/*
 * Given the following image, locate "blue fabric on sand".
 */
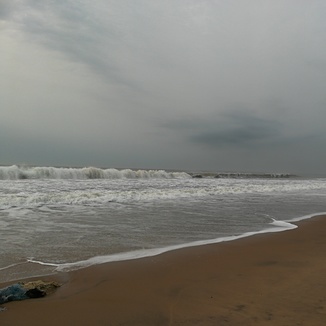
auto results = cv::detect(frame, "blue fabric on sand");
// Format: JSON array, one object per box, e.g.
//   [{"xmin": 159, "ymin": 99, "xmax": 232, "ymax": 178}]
[{"xmin": 0, "ymin": 284, "xmax": 28, "ymax": 304}]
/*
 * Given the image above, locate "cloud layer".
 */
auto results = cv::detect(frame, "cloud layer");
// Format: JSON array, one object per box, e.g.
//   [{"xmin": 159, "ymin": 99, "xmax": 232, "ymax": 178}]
[{"xmin": 1, "ymin": 0, "xmax": 326, "ymax": 174}]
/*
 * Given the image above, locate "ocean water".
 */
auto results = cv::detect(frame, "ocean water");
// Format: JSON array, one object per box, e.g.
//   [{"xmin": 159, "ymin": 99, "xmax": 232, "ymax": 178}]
[{"xmin": 0, "ymin": 165, "xmax": 326, "ymax": 283}]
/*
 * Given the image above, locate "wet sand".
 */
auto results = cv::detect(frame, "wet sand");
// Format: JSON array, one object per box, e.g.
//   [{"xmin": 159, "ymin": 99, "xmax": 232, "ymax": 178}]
[{"xmin": 1, "ymin": 215, "xmax": 326, "ymax": 325}]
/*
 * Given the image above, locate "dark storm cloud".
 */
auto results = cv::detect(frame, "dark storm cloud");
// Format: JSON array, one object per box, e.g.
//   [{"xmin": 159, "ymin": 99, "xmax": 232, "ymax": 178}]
[
  {"xmin": 192, "ymin": 127, "xmax": 274, "ymax": 147},
  {"xmin": 162, "ymin": 111, "xmax": 283, "ymax": 148},
  {"xmin": 192, "ymin": 113, "xmax": 282, "ymax": 148}
]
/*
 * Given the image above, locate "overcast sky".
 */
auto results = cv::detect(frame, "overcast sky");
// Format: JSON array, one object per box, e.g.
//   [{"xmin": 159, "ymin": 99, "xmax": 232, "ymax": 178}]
[{"xmin": 1, "ymin": 0, "xmax": 326, "ymax": 174}]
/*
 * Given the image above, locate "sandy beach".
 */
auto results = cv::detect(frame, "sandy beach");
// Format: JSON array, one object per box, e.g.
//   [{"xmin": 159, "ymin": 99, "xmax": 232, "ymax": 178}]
[{"xmin": 1, "ymin": 215, "xmax": 326, "ymax": 325}]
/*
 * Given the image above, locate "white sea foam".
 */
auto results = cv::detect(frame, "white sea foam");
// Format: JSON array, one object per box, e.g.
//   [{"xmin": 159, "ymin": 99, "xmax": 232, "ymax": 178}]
[
  {"xmin": 0, "ymin": 262, "xmax": 27, "ymax": 272},
  {"xmin": 1, "ymin": 176, "xmax": 326, "ymax": 210},
  {"xmin": 286, "ymin": 212, "xmax": 326, "ymax": 223},
  {"xmin": 270, "ymin": 219, "xmax": 297, "ymax": 229}
]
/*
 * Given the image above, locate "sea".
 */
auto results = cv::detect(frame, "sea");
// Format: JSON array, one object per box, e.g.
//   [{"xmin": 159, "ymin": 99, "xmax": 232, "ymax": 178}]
[{"xmin": 1, "ymin": 165, "xmax": 326, "ymax": 283}]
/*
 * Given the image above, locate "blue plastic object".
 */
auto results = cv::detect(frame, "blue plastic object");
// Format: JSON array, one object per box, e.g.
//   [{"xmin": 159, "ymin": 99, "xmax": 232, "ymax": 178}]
[{"xmin": 0, "ymin": 284, "xmax": 29, "ymax": 304}]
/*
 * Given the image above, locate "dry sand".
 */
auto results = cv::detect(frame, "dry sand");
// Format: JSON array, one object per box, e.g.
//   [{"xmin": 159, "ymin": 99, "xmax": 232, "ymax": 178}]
[{"xmin": 1, "ymin": 215, "xmax": 326, "ymax": 325}]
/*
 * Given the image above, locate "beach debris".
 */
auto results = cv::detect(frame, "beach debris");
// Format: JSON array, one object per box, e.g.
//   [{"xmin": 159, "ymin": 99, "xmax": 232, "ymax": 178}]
[{"xmin": 0, "ymin": 280, "xmax": 60, "ymax": 304}]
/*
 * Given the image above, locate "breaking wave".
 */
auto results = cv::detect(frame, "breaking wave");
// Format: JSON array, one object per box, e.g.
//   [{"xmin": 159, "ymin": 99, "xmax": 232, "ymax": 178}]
[{"xmin": 0, "ymin": 165, "xmax": 191, "ymax": 180}]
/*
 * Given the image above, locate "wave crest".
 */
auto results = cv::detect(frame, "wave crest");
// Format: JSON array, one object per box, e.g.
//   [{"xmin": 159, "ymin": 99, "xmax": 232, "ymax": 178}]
[{"xmin": 0, "ymin": 165, "xmax": 191, "ymax": 180}]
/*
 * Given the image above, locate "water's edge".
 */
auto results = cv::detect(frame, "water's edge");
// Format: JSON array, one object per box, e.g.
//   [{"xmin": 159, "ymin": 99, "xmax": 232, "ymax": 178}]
[
  {"xmin": 2, "ymin": 212, "xmax": 321, "ymax": 281},
  {"xmin": 2, "ymin": 212, "xmax": 325, "ymax": 285}
]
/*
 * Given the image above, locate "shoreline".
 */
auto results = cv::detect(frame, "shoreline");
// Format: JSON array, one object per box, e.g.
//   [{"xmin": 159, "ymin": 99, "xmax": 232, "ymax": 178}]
[
  {"xmin": 2, "ymin": 212, "xmax": 323, "ymax": 284},
  {"xmin": 1, "ymin": 214, "xmax": 326, "ymax": 325}
]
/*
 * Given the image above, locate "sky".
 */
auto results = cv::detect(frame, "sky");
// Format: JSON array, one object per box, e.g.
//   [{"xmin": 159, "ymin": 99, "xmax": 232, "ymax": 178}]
[{"xmin": 1, "ymin": 0, "xmax": 326, "ymax": 175}]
